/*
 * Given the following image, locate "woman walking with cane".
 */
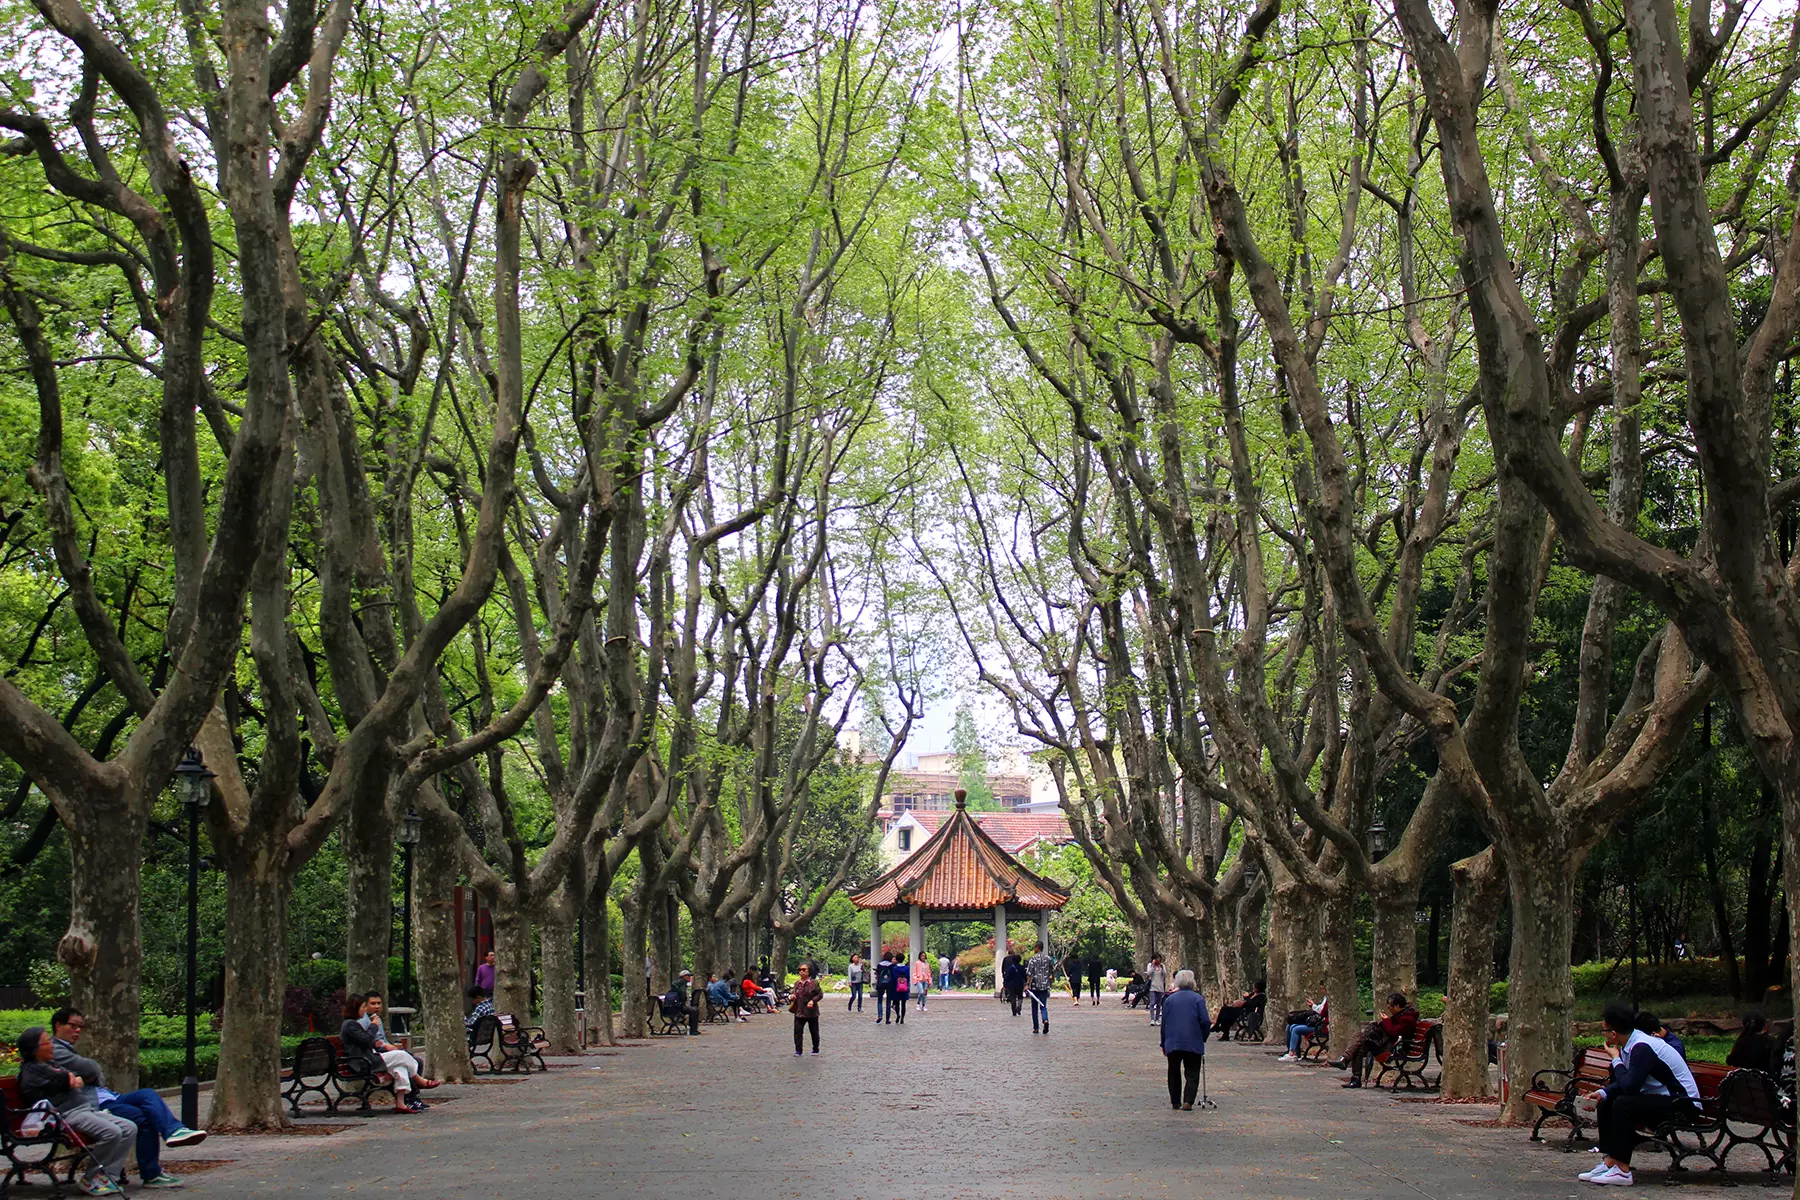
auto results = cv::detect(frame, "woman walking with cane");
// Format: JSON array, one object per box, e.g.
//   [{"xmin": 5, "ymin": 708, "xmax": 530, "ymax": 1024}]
[{"xmin": 1161, "ymin": 970, "xmax": 1212, "ymax": 1110}]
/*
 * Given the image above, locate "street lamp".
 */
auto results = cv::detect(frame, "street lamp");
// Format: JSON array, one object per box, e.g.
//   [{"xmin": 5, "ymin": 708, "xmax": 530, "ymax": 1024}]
[
  {"xmin": 1366, "ymin": 817, "xmax": 1389, "ymax": 858},
  {"xmin": 398, "ymin": 811, "xmax": 421, "ymax": 1006},
  {"xmin": 173, "ymin": 747, "xmax": 214, "ymax": 1130}
]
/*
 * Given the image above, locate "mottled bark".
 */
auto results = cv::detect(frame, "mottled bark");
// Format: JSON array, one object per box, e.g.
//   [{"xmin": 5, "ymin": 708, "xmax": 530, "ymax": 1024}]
[
  {"xmin": 58, "ymin": 791, "xmax": 144, "ymax": 1092},
  {"xmin": 413, "ymin": 804, "xmax": 471, "ymax": 1081},
  {"xmin": 210, "ymin": 845, "xmax": 288, "ymax": 1129},
  {"xmin": 1442, "ymin": 847, "xmax": 1505, "ymax": 1099},
  {"xmin": 1501, "ymin": 859, "xmax": 1577, "ymax": 1122},
  {"xmin": 490, "ymin": 897, "xmax": 533, "ymax": 1022},
  {"xmin": 344, "ymin": 784, "xmax": 394, "ymax": 995},
  {"xmin": 1370, "ymin": 891, "xmax": 1420, "ymax": 1004},
  {"xmin": 539, "ymin": 901, "xmax": 578, "ymax": 1053},
  {"xmin": 1319, "ymin": 888, "xmax": 1360, "ymax": 1058},
  {"xmin": 618, "ymin": 885, "xmax": 648, "ymax": 1038},
  {"xmin": 581, "ymin": 868, "xmax": 615, "ymax": 1046}
]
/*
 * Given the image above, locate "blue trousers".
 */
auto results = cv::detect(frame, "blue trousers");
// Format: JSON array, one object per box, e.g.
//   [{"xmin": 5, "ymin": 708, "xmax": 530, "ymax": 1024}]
[
  {"xmin": 848, "ymin": 982, "xmax": 863, "ymax": 1011},
  {"xmin": 100, "ymin": 1089, "xmax": 180, "ymax": 1179}
]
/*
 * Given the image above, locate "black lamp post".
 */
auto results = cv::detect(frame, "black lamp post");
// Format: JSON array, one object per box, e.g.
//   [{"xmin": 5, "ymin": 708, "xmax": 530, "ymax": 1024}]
[
  {"xmin": 173, "ymin": 747, "xmax": 214, "ymax": 1130},
  {"xmin": 1366, "ymin": 817, "xmax": 1389, "ymax": 858},
  {"xmin": 398, "ymin": 810, "xmax": 421, "ymax": 1006}
]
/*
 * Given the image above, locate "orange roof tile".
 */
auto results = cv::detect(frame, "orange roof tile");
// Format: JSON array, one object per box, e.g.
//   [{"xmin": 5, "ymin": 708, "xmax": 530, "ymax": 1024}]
[{"xmin": 852, "ymin": 794, "xmax": 1069, "ymax": 912}]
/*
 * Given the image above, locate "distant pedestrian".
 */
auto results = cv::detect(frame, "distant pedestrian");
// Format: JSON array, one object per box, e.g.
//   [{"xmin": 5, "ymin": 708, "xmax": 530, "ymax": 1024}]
[
  {"xmin": 891, "ymin": 952, "xmax": 911, "ymax": 1023},
  {"xmin": 1146, "ymin": 954, "xmax": 1169, "ymax": 1026},
  {"xmin": 1065, "ymin": 953, "xmax": 1084, "ymax": 1007},
  {"xmin": 1161, "ymin": 970, "xmax": 1212, "ymax": 1110},
  {"xmin": 475, "ymin": 949, "xmax": 497, "ymax": 994},
  {"xmin": 939, "ymin": 954, "xmax": 951, "ymax": 990},
  {"xmin": 847, "ymin": 954, "xmax": 865, "ymax": 1013},
  {"xmin": 1026, "ymin": 947, "xmax": 1054, "ymax": 1035},
  {"xmin": 914, "ymin": 953, "xmax": 932, "ymax": 1012},
  {"xmin": 875, "ymin": 952, "xmax": 895, "ymax": 1024},
  {"xmin": 1002, "ymin": 952, "xmax": 1025, "ymax": 1015},
  {"xmin": 790, "ymin": 964, "xmax": 824, "ymax": 1055},
  {"xmin": 1086, "ymin": 956, "xmax": 1102, "ymax": 1004}
]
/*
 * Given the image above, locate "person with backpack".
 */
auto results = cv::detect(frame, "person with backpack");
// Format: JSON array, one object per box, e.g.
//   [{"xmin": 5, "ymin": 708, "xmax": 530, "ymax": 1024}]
[
  {"xmin": 875, "ymin": 952, "xmax": 896, "ymax": 1024},
  {"xmin": 890, "ymin": 951, "xmax": 912, "ymax": 1023},
  {"xmin": 1001, "ymin": 952, "xmax": 1026, "ymax": 1016}
]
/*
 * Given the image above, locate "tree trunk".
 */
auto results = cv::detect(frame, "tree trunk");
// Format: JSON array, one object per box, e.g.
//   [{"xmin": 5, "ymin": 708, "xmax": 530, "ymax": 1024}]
[
  {"xmin": 582, "ymin": 857, "xmax": 615, "ymax": 1046},
  {"xmin": 619, "ymin": 886, "xmax": 648, "ymax": 1038},
  {"xmin": 490, "ymin": 896, "xmax": 533, "ymax": 1022},
  {"xmin": 343, "ymin": 782, "xmax": 394, "ymax": 995},
  {"xmin": 1237, "ymin": 883, "xmax": 1265, "ymax": 991},
  {"xmin": 1319, "ymin": 885, "xmax": 1360, "ymax": 1059},
  {"xmin": 414, "ymin": 806, "xmax": 471, "ymax": 1081},
  {"xmin": 59, "ymin": 796, "xmax": 145, "ymax": 1093},
  {"xmin": 1371, "ymin": 889, "xmax": 1420, "ymax": 1004},
  {"xmin": 1443, "ymin": 847, "xmax": 1505, "ymax": 1099},
  {"xmin": 210, "ymin": 844, "xmax": 289, "ymax": 1129},
  {"xmin": 1501, "ymin": 855, "xmax": 1576, "ymax": 1123},
  {"xmin": 1263, "ymin": 883, "xmax": 1296, "ymax": 1024},
  {"xmin": 770, "ymin": 925, "xmax": 795, "ymax": 982},
  {"xmin": 539, "ymin": 899, "xmax": 578, "ymax": 1054}
]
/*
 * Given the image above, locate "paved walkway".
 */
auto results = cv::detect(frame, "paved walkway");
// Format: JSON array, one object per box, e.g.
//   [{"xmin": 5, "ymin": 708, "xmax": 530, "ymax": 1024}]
[{"xmin": 162, "ymin": 995, "xmax": 1752, "ymax": 1199}]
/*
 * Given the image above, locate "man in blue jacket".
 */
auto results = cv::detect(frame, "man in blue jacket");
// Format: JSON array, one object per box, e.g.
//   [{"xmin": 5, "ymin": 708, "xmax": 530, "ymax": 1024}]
[{"xmin": 1159, "ymin": 970, "xmax": 1213, "ymax": 1110}]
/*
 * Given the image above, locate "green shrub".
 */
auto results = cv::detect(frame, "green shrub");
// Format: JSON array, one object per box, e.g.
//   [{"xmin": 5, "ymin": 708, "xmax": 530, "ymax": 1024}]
[
  {"xmin": 288, "ymin": 957, "xmax": 346, "ymax": 995},
  {"xmin": 26, "ymin": 960, "xmax": 69, "ymax": 1004},
  {"xmin": 1570, "ymin": 958, "xmax": 1735, "ymax": 998},
  {"xmin": 1490, "ymin": 981, "xmax": 1508, "ymax": 1011},
  {"xmin": 1416, "ymin": 990, "xmax": 1446, "ymax": 1018}
]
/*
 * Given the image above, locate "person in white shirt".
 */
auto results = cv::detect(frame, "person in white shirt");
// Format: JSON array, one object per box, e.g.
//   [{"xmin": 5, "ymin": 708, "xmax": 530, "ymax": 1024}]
[
  {"xmin": 1145, "ymin": 955, "xmax": 1170, "ymax": 1025},
  {"xmin": 939, "ymin": 954, "xmax": 951, "ymax": 990},
  {"xmin": 846, "ymin": 954, "xmax": 865, "ymax": 1012}
]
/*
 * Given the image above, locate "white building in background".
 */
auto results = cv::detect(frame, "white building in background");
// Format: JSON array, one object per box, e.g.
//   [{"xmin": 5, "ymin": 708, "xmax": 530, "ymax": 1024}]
[{"xmin": 875, "ymin": 807, "xmax": 1074, "ymax": 869}]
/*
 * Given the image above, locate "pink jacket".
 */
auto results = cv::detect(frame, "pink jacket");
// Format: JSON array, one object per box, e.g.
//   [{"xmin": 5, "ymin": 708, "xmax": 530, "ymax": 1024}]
[{"xmin": 912, "ymin": 962, "xmax": 931, "ymax": 988}]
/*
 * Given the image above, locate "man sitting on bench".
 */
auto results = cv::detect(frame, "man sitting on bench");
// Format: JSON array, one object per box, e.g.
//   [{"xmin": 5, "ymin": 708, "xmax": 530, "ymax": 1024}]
[
  {"xmin": 1331, "ymin": 992, "xmax": 1417, "ymax": 1087},
  {"xmin": 706, "ymin": 973, "xmax": 747, "ymax": 1022},
  {"xmin": 1213, "ymin": 981, "xmax": 1266, "ymax": 1040},
  {"xmin": 465, "ymin": 986, "xmax": 495, "ymax": 1030},
  {"xmin": 662, "ymin": 970, "xmax": 701, "ymax": 1035}
]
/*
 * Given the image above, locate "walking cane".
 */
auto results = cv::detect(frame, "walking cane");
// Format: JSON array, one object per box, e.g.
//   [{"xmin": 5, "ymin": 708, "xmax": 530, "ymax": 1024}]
[{"xmin": 1196, "ymin": 1053, "xmax": 1218, "ymax": 1110}]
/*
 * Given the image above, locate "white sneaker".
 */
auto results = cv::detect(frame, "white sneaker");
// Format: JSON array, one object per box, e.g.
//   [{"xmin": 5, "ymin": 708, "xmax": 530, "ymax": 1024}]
[
  {"xmin": 1590, "ymin": 1168, "xmax": 1635, "ymax": 1186},
  {"xmin": 1577, "ymin": 1164, "xmax": 1611, "ymax": 1180},
  {"xmin": 1276, "ymin": 1053, "xmax": 1297, "ymax": 1063}
]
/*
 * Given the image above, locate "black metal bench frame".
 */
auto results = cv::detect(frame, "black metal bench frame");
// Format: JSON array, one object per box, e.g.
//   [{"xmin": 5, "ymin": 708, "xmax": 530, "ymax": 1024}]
[
  {"xmin": 1, "ymin": 1080, "xmax": 87, "ymax": 1199},
  {"xmin": 325, "ymin": 1035, "xmax": 399, "ymax": 1116},
  {"xmin": 1710, "ymin": 1067, "xmax": 1792, "ymax": 1174},
  {"xmin": 1526, "ymin": 1049, "xmax": 1613, "ymax": 1146},
  {"xmin": 281, "ymin": 1036, "xmax": 338, "ymax": 1115},
  {"xmin": 1229, "ymin": 1005, "xmax": 1266, "ymax": 1042},
  {"xmin": 1372, "ymin": 1021, "xmax": 1443, "ymax": 1092},
  {"xmin": 1298, "ymin": 1016, "xmax": 1331, "ymax": 1061},
  {"xmin": 496, "ymin": 1014, "xmax": 548, "ymax": 1071}
]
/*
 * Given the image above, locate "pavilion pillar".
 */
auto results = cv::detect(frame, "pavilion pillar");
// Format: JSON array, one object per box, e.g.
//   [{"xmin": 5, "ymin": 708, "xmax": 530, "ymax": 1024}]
[
  {"xmin": 909, "ymin": 905, "xmax": 923, "ymax": 972},
  {"xmin": 1038, "ymin": 909, "xmax": 1050, "ymax": 953},
  {"xmin": 994, "ymin": 905, "xmax": 1007, "ymax": 995},
  {"xmin": 870, "ymin": 907, "xmax": 881, "ymax": 973}
]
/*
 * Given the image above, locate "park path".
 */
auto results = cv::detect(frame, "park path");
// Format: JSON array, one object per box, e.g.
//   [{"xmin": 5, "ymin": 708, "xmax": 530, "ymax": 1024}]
[{"xmin": 174, "ymin": 995, "xmax": 1747, "ymax": 1199}]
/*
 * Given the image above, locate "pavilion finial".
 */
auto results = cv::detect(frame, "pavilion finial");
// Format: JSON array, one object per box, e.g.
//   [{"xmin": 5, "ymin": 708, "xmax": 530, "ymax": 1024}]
[{"xmin": 954, "ymin": 788, "xmax": 967, "ymax": 809}]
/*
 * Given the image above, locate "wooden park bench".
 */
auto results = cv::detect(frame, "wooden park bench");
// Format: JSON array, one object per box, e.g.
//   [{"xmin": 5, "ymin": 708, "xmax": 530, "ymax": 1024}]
[
  {"xmin": 1712, "ymin": 1067, "xmax": 1793, "ymax": 1174},
  {"xmin": 1298, "ymin": 1014, "xmax": 1331, "ymax": 1061},
  {"xmin": 1526, "ymin": 1046, "xmax": 1614, "ymax": 1145},
  {"xmin": 280, "ymin": 1035, "xmax": 339, "ymax": 1115},
  {"xmin": 324, "ymin": 1034, "xmax": 398, "ymax": 1116},
  {"xmin": 2, "ymin": 1076, "xmax": 88, "ymax": 1197},
  {"xmin": 468, "ymin": 1013, "xmax": 547, "ymax": 1074},
  {"xmin": 1631, "ymin": 1060, "xmax": 1730, "ymax": 1173},
  {"xmin": 1372, "ymin": 1020, "xmax": 1442, "ymax": 1092},
  {"xmin": 1229, "ymin": 1003, "xmax": 1266, "ymax": 1042}
]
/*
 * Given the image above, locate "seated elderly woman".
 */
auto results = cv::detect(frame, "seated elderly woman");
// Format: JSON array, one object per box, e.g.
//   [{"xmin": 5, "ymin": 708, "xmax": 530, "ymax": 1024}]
[
  {"xmin": 341, "ymin": 991, "xmax": 439, "ymax": 1114},
  {"xmin": 17, "ymin": 1025, "xmax": 135, "ymax": 1195}
]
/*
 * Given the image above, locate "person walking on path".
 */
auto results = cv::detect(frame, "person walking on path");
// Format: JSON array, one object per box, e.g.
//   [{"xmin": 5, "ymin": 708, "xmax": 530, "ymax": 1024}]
[
  {"xmin": 474, "ymin": 949, "xmax": 496, "ymax": 995},
  {"xmin": 51, "ymin": 1009, "xmax": 206, "ymax": 1189},
  {"xmin": 1064, "ymin": 953, "xmax": 1084, "ymax": 1007},
  {"xmin": 1086, "ymin": 955, "xmax": 1102, "ymax": 1004},
  {"xmin": 891, "ymin": 952, "xmax": 911, "ymax": 1023},
  {"xmin": 1001, "ymin": 952, "xmax": 1025, "ymax": 1016},
  {"xmin": 790, "ymin": 964, "xmax": 824, "ymax": 1055},
  {"xmin": 913, "ymin": 953, "xmax": 932, "ymax": 1012},
  {"xmin": 1160, "ymin": 970, "xmax": 1213, "ymax": 1110},
  {"xmin": 875, "ymin": 952, "xmax": 895, "ymax": 1024},
  {"xmin": 939, "ymin": 954, "xmax": 951, "ymax": 990},
  {"xmin": 846, "ymin": 954, "xmax": 865, "ymax": 1013},
  {"xmin": 1145, "ymin": 955, "xmax": 1170, "ymax": 1026},
  {"xmin": 1025, "ymin": 947, "xmax": 1055, "ymax": 1035}
]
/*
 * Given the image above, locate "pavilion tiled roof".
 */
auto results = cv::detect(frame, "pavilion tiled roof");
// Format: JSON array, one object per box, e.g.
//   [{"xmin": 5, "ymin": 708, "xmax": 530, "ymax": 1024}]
[{"xmin": 852, "ymin": 793, "xmax": 1069, "ymax": 912}]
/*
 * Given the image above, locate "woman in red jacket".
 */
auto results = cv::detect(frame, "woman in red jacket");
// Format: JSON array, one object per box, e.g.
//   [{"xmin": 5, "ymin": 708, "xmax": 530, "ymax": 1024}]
[{"xmin": 1333, "ymin": 993, "xmax": 1418, "ymax": 1088}]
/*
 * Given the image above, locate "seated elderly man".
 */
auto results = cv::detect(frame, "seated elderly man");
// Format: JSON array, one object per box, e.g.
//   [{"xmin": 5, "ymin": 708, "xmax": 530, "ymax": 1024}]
[
  {"xmin": 51, "ymin": 1008, "xmax": 206, "ymax": 1191},
  {"xmin": 706, "ymin": 973, "xmax": 748, "ymax": 1022}
]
